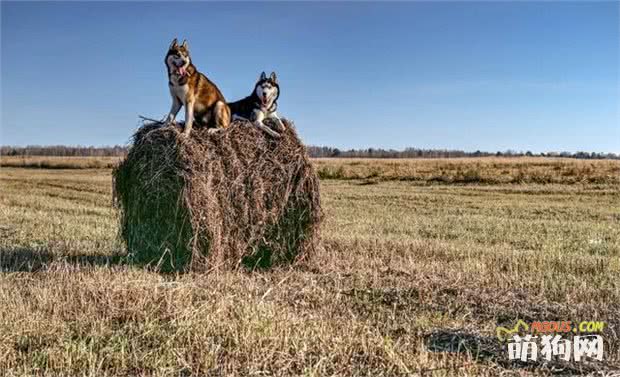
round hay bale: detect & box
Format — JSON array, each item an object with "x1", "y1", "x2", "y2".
[{"x1": 113, "y1": 119, "x2": 322, "y2": 271}]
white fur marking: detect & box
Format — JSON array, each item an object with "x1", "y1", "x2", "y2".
[
  {"x1": 252, "y1": 109, "x2": 281, "y2": 138},
  {"x1": 269, "y1": 111, "x2": 286, "y2": 132},
  {"x1": 170, "y1": 83, "x2": 189, "y2": 105},
  {"x1": 166, "y1": 54, "x2": 189, "y2": 75},
  {"x1": 255, "y1": 84, "x2": 278, "y2": 111}
]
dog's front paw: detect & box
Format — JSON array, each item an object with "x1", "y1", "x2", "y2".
[
  {"x1": 255, "y1": 121, "x2": 282, "y2": 139},
  {"x1": 207, "y1": 128, "x2": 222, "y2": 135},
  {"x1": 266, "y1": 129, "x2": 282, "y2": 139},
  {"x1": 163, "y1": 115, "x2": 175, "y2": 125},
  {"x1": 274, "y1": 119, "x2": 286, "y2": 132},
  {"x1": 164, "y1": 121, "x2": 177, "y2": 129}
]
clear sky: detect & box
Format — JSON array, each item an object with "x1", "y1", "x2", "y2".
[{"x1": 1, "y1": 1, "x2": 618, "y2": 152}]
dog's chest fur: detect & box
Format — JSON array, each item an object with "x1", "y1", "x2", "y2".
[
  {"x1": 169, "y1": 74, "x2": 191, "y2": 103},
  {"x1": 229, "y1": 94, "x2": 277, "y2": 120},
  {"x1": 170, "y1": 84, "x2": 190, "y2": 105}
]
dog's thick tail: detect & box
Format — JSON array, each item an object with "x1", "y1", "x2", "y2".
[{"x1": 215, "y1": 101, "x2": 231, "y2": 129}]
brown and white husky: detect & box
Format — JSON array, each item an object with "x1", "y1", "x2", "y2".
[{"x1": 164, "y1": 38, "x2": 230, "y2": 136}]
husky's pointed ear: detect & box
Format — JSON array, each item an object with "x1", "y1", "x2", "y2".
[
  {"x1": 169, "y1": 38, "x2": 178, "y2": 49},
  {"x1": 260, "y1": 71, "x2": 267, "y2": 81},
  {"x1": 270, "y1": 72, "x2": 278, "y2": 83},
  {"x1": 181, "y1": 39, "x2": 188, "y2": 49}
]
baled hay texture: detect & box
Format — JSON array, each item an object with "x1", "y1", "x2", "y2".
[{"x1": 113, "y1": 119, "x2": 322, "y2": 271}]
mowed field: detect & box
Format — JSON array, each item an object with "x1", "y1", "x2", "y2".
[{"x1": 1, "y1": 157, "x2": 619, "y2": 376}]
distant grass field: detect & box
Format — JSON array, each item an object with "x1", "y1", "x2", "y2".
[
  {"x1": 0, "y1": 155, "x2": 122, "y2": 169},
  {"x1": 313, "y1": 157, "x2": 620, "y2": 185},
  {"x1": 1, "y1": 158, "x2": 619, "y2": 375},
  {"x1": 3, "y1": 155, "x2": 619, "y2": 185}
]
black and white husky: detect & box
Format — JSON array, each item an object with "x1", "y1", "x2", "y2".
[{"x1": 228, "y1": 72, "x2": 286, "y2": 138}]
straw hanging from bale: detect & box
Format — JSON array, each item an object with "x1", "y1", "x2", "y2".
[{"x1": 113, "y1": 119, "x2": 321, "y2": 271}]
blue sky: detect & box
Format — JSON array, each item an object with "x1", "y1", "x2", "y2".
[{"x1": 1, "y1": 1, "x2": 618, "y2": 152}]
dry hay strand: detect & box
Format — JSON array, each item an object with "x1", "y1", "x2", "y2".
[{"x1": 113, "y1": 119, "x2": 322, "y2": 272}]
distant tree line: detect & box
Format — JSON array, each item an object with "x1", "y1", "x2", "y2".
[
  {"x1": 1, "y1": 145, "x2": 618, "y2": 160},
  {"x1": 306, "y1": 146, "x2": 620, "y2": 160},
  {"x1": 1, "y1": 145, "x2": 127, "y2": 157}
]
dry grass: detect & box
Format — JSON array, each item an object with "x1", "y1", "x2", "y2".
[
  {"x1": 0, "y1": 161, "x2": 619, "y2": 376},
  {"x1": 314, "y1": 157, "x2": 620, "y2": 185},
  {"x1": 5, "y1": 155, "x2": 620, "y2": 186},
  {"x1": 0, "y1": 155, "x2": 122, "y2": 169}
]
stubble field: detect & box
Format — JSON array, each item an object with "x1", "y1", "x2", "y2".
[{"x1": 0, "y1": 157, "x2": 619, "y2": 376}]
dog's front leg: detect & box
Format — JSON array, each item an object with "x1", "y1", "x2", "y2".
[
  {"x1": 270, "y1": 111, "x2": 286, "y2": 132},
  {"x1": 183, "y1": 101, "x2": 194, "y2": 137},
  {"x1": 253, "y1": 110, "x2": 281, "y2": 138},
  {"x1": 165, "y1": 95, "x2": 182, "y2": 125},
  {"x1": 232, "y1": 114, "x2": 250, "y2": 122}
]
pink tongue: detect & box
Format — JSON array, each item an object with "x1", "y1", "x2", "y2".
[{"x1": 179, "y1": 67, "x2": 186, "y2": 76}]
